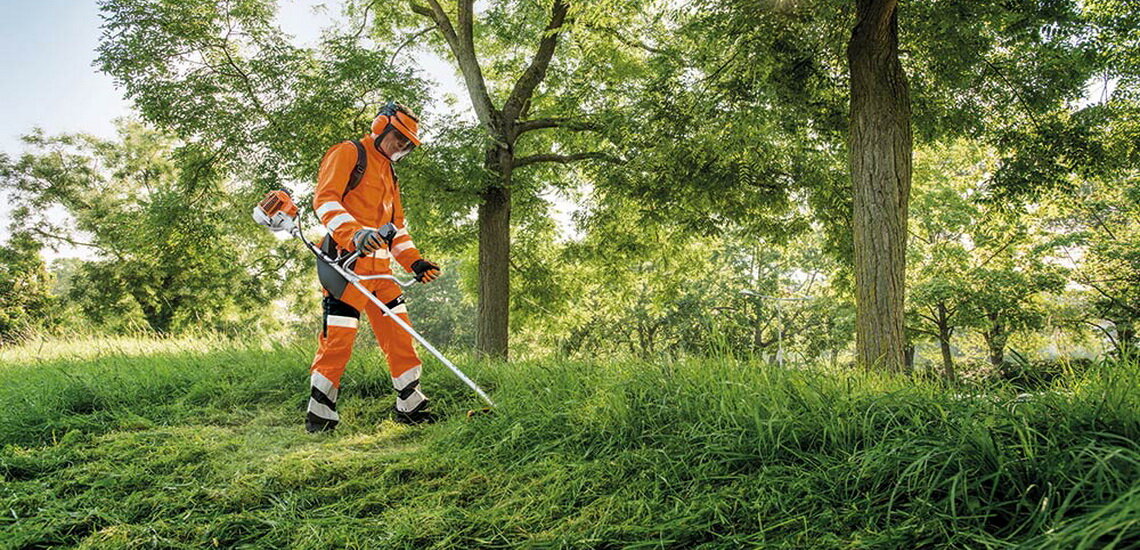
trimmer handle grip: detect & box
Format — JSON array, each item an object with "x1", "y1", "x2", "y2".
[{"x1": 377, "y1": 223, "x2": 398, "y2": 245}]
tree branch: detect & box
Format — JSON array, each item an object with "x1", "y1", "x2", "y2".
[
  {"x1": 25, "y1": 226, "x2": 122, "y2": 261},
  {"x1": 908, "y1": 326, "x2": 939, "y2": 337},
  {"x1": 388, "y1": 26, "x2": 434, "y2": 66},
  {"x1": 983, "y1": 59, "x2": 1041, "y2": 131},
  {"x1": 1083, "y1": 319, "x2": 1119, "y2": 349},
  {"x1": 585, "y1": 24, "x2": 671, "y2": 55},
  {"x1": 413, "y1": 0, "x2": 499, "y2": 133},
  {"x1": 501, "y1": 0, "x2": 570, "y2": 124},
  {"x1": 513, "y1": 151, "x2": 617, "y2": 168},
  {"x1": 513, "y1": 117, "x2": 599, "y2": 137},
  {"x1": 352, "y1": 0, "x2": 376, "y2": 39}
]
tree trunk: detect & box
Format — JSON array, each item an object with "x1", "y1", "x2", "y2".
[
  {"x1": 938, "y1": 326, "x2": 954, "y2": 380},
  {"x1": 984, "y1": 314, "x2": 1008, "y2": 369},
  {"x1": 986, "y1": 335, "x2": 1006, "y2": 370},
  {"x1": 848, "y1": 0, "x2": 912, "y2": 373},
  {"x1": 936, "y1": 302, "x2": 954, "y2": 380},
  {"x1": 475, "y1": 146, "x2": 512, "y2": 359},
  {"x1": 412, "y1": 0, "x2": 572, "y2": 362}
]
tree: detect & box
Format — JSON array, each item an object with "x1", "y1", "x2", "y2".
[
  {"x1": 0, "y1": 231, "x2": 56, "y2": 343},
  {"x1": 1, "y1": 122, "x2": 294, "y2": 334},
  {"x1": 906, "y1": 139, "x2": 1072, "y2": 376},
  {"x1": 97, "y1": 0, "x2": 639, "y2": 359},
  {"x1": 847, "y1": 0, "x2": 911, "y2": 372},
  {"x1": 641, "y1": 0, "x2": 1101, "y2": 372},
  {"x1": 97, "y1": 0, "x2": 428, "y2": 185},
  {"x1": 400, "y1": 0, "x2": 635, "y2": 358},
  {"x1": 1048, "y1": 177, "x2": 1140, "y2": 357},
  {"x1": 964, "y1": 264, "x2": 1066, "y2": 369}
]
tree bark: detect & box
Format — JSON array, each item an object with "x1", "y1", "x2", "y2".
[
  {"x1": 938, "y1": 325, "x2": 954, "y2": 380},
  {"x1": 476, "y1": 145, "x2": 512, "y2": 359},
  {"x1": 984, "y1": 314, "x2": 1008, "y2": 369},
  {"x1": 848, "y1": 0, "x2": 912, "y2": 372}
]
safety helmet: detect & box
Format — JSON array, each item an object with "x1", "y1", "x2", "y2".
[{"x1": 371, "y1": 101, "x2": 421, "y2": 146}]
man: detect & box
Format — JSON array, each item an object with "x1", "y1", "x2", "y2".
[{"x1": 306, "y1": 102, "x2": 441, "y2": 433}]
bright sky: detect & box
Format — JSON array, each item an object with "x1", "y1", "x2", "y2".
[
  {"x1": 0, "y1": 0, "x2": 492, "y2": 253},
  {"x1": 0, "y1": 1, "x2": 130, "y2": 158}
]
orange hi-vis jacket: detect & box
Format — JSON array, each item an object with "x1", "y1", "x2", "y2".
[{"x1": 313, "y1": 134, "x2": 424, "y2": 280}]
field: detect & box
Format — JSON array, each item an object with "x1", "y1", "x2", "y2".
[{"x1": 1, "y1": 337, "x2": 1138, "y2": 549}]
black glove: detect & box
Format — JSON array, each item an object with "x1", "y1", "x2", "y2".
[{"x1": 411, "y1": 259, "x2": 441, "y2": 283}]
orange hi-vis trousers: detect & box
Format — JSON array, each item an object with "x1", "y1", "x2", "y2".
[{"x1": 307, "y1": 278, "x2": 427, "y2": 431}]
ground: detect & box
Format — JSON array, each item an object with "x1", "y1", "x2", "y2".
[{"x1": 1, "y1": 337, "x2": 1138, "y2": 549}]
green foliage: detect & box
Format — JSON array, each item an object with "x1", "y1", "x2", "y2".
[
  {"x1": 1, "y1": 122, "x2": 304, "y2": 334},
  {"x1": 1046, "y1": 175, "x2": 1140, "y2": 357},
  {"x1": 595, "y1": 1, "x2": 847, "y2": 253},
  {"x1": 1, "y1": 337, "x2": 1138, "y2": 547},
  {"x1": 97, "y1": 0, "x2": 428, "y2": 186},
  {"x1": 0, "y1": 232, "x2": 57, "y2": 343},
  {"x1": 520, "y1": 193, "x2": 853, "y2": 361},
  {"x1": 907, "y1": 141, "x2": 1070, "y2": 374},
  {"x1": 402, "y1": 259, "x2": 476, "y2": 349}
]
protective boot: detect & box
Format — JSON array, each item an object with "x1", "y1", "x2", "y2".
[{"x1": 393, "y1": 400, "x2": 438, "y2": 425}]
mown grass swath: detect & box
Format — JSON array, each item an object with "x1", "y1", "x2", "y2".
[{"x1": 1, "y1": 338, "x2": 1137, "y2": 548}]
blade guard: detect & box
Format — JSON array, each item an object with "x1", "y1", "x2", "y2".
[{"x1": 253, "y1": 189, "x2": 299, "y2": 234}]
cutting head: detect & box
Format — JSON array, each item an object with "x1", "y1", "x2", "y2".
[{"x1": 253, "y1": 189, "x2": 299, "y2": 234}]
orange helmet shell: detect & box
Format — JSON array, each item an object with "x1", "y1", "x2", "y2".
[{"x1": 371, "y1": 104, "x2": 421, "y2": 146}]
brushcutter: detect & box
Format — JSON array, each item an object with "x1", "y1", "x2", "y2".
[{"x1": 253, "y1": 189, "x2": 496, "y2": 408}]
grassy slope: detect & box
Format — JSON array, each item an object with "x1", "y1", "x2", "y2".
[{"x1": 1, "y1": 338, "x2": 1138, "y2": 549}]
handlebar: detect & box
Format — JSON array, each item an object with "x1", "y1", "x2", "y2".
[
  {"x1": 339, "y1": 251, "x2": 426, "y2": 287},
  {"x1": 292, "y1": 209, "x2": 421, "y2": 288}
]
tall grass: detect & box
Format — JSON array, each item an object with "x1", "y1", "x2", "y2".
[{"x1": 1, "y1": 337, "x2": 1137, "y2": 548}]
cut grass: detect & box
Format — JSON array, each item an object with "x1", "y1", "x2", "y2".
[{"x1": 1, "y1": 337, "x2": 1138, "y2": 548}]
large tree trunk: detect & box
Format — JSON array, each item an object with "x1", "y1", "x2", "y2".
[
  {"x1": 848, "y1": 0, "x2": 912, "y2": 372},
  {"x1": 475, "y1": 146, "x2": 512, "y2": 359}
]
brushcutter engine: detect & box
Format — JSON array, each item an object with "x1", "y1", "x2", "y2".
[{"x1": 253, "y1": 189, "x2": 300, "y2": 234}]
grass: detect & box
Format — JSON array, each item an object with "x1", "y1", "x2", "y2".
[{"x1": 1, "y1": 337, "x2": 1138, "y2": 549}]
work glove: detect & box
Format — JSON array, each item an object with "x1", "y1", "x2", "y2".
[
  {"x1": 352, "y1": 226, "x2": 393, "y2": 255},
  {"x1": 411, "y1": 259, "x2": 441, "y2": 283}
]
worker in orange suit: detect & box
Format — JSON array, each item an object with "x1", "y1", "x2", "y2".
[{"x1": 306, "y1": 102, "x2": 441, "y2": 433}]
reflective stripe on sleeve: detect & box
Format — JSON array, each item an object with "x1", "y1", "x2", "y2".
[
  {"x1": 391, "y1": 240, "x2": 416, "y2": 256},
  {"x1": 315, "y1": 201, "x2": 345, "y2": 218},
  {"x1": 326, "y1": 212, "x2": 355, "y2": 232}
]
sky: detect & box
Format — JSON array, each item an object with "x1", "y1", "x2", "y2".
[
  {"x1": 0, "y1": 0, "x2": 501, "y2": 255},
  {"x1": 0, "y1": 1, "x2": 130, "y2": 157}
]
